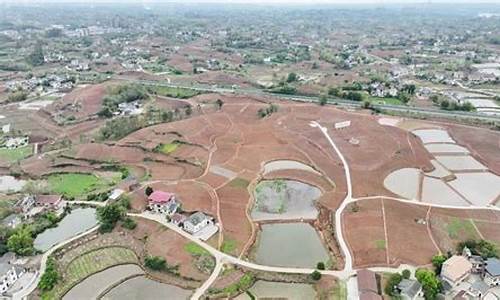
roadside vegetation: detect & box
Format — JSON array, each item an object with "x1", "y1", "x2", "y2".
[
  {"x1": 430, "y1": 95, "x2": 475, "y2": 112},
  {"x1": 149, "y1": 86, "x2": 202, "y2": 99}
]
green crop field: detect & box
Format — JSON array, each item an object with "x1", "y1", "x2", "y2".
[
  {"x1": 0, "y1": 145, "x2": 32, "y2": 163},
  {"x1": 47, "y1": 173, "x2": 105, "y2": 198},
  {"x1": 159, "y1": 142, "x2": 179, "y2": 154}
]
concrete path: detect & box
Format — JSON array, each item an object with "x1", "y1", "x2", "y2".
[{"x1": 310, "y1": 121, "x2": 353, "y2": 273}]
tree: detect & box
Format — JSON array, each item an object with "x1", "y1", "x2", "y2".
[
  {"x1": 145, "y1": 186, "x2": 154, "y2": 196},
  {"x1": 402, "y1": 269, "x2": 411, "y2": 279},
  {"x1": 316, "y1": 262, "x2": 326, "y2": 270},
  {"x1": 38, "y1": 258, "x2": 59, "y2": 291},
  {"x1": 286, "y1": 72, "x2": 298, "y2": 83},
  {"x1": 415, "y1": 268, "x2": 441, "y2": 300},
  {"x1": 122, "y1": 217, "x2": 137, "y2": 230},
  {"x1": 145, "y1": 256, "x2": 167, "y2": 271},
  {"x1": 7, "y1": 227, "x2": 34, "y2": 256},
  {"x1": 398, "y1": 92, "x2": 411, "y2": 104},
  {"x1": 328, "y1": 87, "x2": 341, "y2": 97},
  {"x1": 384, "y1": 273, "x2": 402, "y2": 296},
  {"x1": 215, "y1": 99, "x2": 224, "y2": 110},
  {"x1": 7, "y1": 91, "x2": 28, "y2": 103},
  {"x1": 97, "y1": 107, "x2": 113, "y2": 118},
  {"x1": 403, "y1": 84, "x2": 417, "y2": 95},
  {"x1": 184, "y1": 105, "x2": 192, "y2": 116},
  {"x1": 26, "y1": 43, "x2": 44, "y2": 66},
  {"x1": 362, "y1": 100, "x2": 372, "y2": 109},
  {"x1": 96, "y1": 203, "x2": 125, "y2": 233},
  {"x1": 310, "y1": 270, "x2": 322, "y2": 280},
  {"x1": 319, "y1": 95, "x2": 328, "y2": 106},
  {"x1": 345, "y1": 91, "x2": 364, "y2": 101},
  {"x1": 431, "y1": 254, "x2": 447, "y2": 274},
  {"x1": 458, "y1": 240, "x2": 498, "y2": 258}
]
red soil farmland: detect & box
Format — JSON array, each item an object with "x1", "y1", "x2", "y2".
[{"x1": 342, "y1": 199, "x2": 387, "y2": 267}]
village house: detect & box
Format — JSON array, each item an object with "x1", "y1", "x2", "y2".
[
  {"x1": 1, "y1": 214, "x2": 21, "y2": 229},
  {"x1": 108, "y1": 189, "x2": 124, "y2": 202},
  {"x1": 4, "y1": 137, "x2": 29, "y2": 149},
  {"x1": 441, "y1": 255, "x2": 473, "y2": 287},
  {"x1": 171, "y1": 213, "x2": 187, "y2": 227},
  {"x1": 397, "y1": 279, "x2": 423, "y2": 300},
  {"x1": 35, "y1": 195, "x2": 64, "y2": 210},
  {"x1": 0, "y1": 253, "x2": 24, "y2": 295},
  {"x1": 117, "y1": 101, "x2": 142, "y2": 116},
  {"x1": 484, "y1": 258, "x2": 500, "y2": 287},
  {"x1": 183, "y1": 212, "x2": 214, "y2": 234},
  {"x1": 147, "y1": 191, "x2": 180, "y2": 216},
  {"x1": 14, "y1": 195, "x2": 35, "y2": 216},
  {"x1": 357, "y1": 269, "x2": 382, "y2": 300},
  {"x1": 463, "y1": 247, "x2": 485, "y2": 274},
  {"x1": 467, "y1": 279, "x2": 490, "y2": 299}
]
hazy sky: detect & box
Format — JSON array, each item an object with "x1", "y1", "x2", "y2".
[{"x1": 2, "y1": 0, "x2": 500, "y2": 3}]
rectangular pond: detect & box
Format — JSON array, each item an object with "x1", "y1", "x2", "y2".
[
  {"x1": 254, "y1": 222, "x2": 329, "y2": 268},
  {"x1": 412, "y1": 129, "x2": 455, "y2": 144},
  {"x1": 102, "y1": 275, "x2": 192, "y2": 300},
  {"x1": 34, "y1": 207, "x2": 98, "y2": 252},
  {"x1": 251, "y1": 180, "x2": 321, "y2": 221},
  {"x1": 235, "y1": 280, "x2": 317, "y2": 300}
]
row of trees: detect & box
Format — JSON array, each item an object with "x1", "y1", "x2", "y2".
[
  {"x1": 98, "y1": 105, "x2": 192, "y2": 140},
  {"x1": 430, "y1": 95, "x2": 475, "y2": 112},
  {"x1": 257, "y1": 103, "x2": 279, "y2": 118}
]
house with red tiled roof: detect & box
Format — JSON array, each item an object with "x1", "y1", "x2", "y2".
[
  {"x1": 147, "y1": 191, "x2": 180, "y2": 216},
  {"x1": 357, "y1": 269, "x2": 382, "y2": 300},
  {"x1": 35, "y1": 195, "x2": 63, "y2": 210}
]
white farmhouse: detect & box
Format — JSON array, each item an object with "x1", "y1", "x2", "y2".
[
  {"x1": 147, "y1": 191, "x2": 180, "y2": 216},
  {"x1": 0, "y1": 254, "x2": 24, "y2": 295},
  {"x1": 183, "y1": 212, "x2": 213, "y2": 234}
]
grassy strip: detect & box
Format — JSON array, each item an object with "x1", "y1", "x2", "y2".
[
  {"x1": 0, "y1": 145, "x2": 32, "y2": 163},
  {"x1": 47, "y1": 173, "x2": 116, "y2": 198},
  {"x1": 184, "y1": 242, "x2": 209, "y2": 256}
]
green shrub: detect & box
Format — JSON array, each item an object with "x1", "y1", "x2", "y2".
[
  {"x1": 311, "y1": 270, "x2": 322, "y2": 280},
  {"x1": 38, "y1": 258, "x2": 59, "y2": 291},
  {"x1": 122, "y1": 217, "x2": 137, "y2": 230},
  {"x1": 145, "y1": 256, "x2": 167, "y2": 271}
]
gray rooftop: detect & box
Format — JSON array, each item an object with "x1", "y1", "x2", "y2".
[
  {"x1": 187, "y1": 212, "x2": 210, "y2": 226},
  {"x1": 486, "y1": 258, "x2": 500, "y2": 277},
  {"x1": 0, "y1": 253, "x2": 15, "y2": 275},
  {"x1": 471, "y1": 279, "x2": 489, "y2": 294},
  {"x1": 398, "y1": 279, "x2": 422, "y2": 298}
]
